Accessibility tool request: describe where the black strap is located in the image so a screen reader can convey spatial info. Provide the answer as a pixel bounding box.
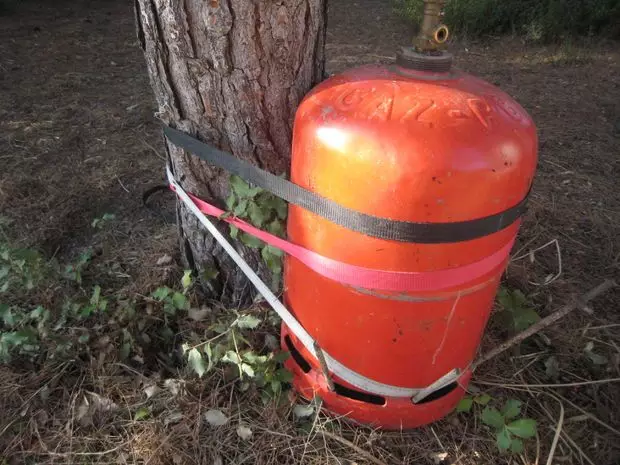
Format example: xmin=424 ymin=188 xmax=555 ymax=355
xmin=163 ymin=125 xmax=529 ymax=244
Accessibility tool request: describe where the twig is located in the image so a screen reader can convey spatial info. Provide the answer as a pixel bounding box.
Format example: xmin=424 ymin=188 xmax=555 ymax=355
xmin=545 ymin=393 xmax=564 ymax=465
xmin=321 ymin=430 xmax=399 ymax=465
xmin=473 ymin=279 xmax=616 ymax=371
xmin=476 ymin=377 xmax=620 ymax=389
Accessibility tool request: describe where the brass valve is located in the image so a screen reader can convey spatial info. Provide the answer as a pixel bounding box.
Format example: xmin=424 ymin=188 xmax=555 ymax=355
xmin=413 ymin=0 xmax=450 ymax=53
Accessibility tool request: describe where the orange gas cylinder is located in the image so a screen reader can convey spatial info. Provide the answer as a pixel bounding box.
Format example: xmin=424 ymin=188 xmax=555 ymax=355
xmin=281 ymin=52 xmax=537 ymax=428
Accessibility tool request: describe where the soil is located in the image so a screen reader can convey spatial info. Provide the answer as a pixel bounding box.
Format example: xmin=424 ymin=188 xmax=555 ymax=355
xmin=1 ymin=0 xmax=619 ymax=464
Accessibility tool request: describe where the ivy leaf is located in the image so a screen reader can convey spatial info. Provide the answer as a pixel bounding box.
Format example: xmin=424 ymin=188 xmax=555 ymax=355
xmin=506 ymin=419 xmax=537 ymax=438
xmin=172 ymin=292 xmax=189 ymax=310
xmin=236 ymin=314 xmax=261 ymax=329
xmin=502 ymin=399 xmax=522 ymax=420
xmin=474 ymin=393 xmax=492 ymax=405
xmin=496 ymin=427 xmax=512 ymax=452
xmin=456 ymin=397 xmax=473 ymax=413
xmin=481 ymin=407 xmax=505 ymax=429
xmin=188 ymin=348 xmax=206 ymax=378
xmin=510 ymin=438 xmax=524 ymax=453
xmin=239 ymin=232 xmax=262 ymax=249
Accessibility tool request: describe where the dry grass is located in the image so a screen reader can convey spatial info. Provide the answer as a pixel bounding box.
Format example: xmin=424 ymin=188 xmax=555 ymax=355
xmin=1 ymin=0 xmax=619 ymax=464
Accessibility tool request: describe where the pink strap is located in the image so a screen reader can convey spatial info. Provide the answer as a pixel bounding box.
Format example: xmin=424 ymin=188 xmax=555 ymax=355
xmin=170 ymin=185 xmax=514 ymax=292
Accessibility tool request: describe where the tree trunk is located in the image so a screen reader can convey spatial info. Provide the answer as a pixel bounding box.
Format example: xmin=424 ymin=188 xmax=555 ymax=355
xmin=134 ymin=0 xmax=327 ymax=304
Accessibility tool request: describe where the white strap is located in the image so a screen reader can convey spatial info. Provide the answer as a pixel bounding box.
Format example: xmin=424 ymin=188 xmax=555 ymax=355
xmin=167 ymin=166 xmax=462 ymax=400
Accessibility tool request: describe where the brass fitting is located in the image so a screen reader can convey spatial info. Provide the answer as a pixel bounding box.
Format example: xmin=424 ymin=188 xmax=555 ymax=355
xmin=413 ymin=0 xmax=450 ymax=53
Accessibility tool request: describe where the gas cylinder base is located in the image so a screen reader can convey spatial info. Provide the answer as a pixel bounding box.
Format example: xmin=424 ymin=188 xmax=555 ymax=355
xmin=281 ymin=325 xmax=471 ymax=430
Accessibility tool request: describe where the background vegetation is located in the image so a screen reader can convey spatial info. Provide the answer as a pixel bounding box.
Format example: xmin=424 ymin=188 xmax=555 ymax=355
xmin=395 ymin=0 xmax=620 ymax=41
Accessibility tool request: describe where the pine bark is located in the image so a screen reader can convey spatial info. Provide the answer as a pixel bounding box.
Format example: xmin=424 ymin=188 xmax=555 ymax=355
xmin=134 ymin=0 xmax=327 ymax=304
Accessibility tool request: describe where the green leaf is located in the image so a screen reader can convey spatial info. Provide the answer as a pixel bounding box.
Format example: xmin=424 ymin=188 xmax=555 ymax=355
xmin=230 ymin=175 xmax=252 ymax=197
xmin=513 ymin=307 xmax=540 ymax=331
xmin=481 ymin=407 xmax=505 ymax=429
xmin=134 ymin=407 xmax=150 ymax=421
xmin=1 ymin=331 xmax=29 ymax=347
xmin=229 ymin=225 xmax=239 ymax=239
xmin=474 ymin=393 xmax=492 ymax=405
xmin=222 ymin=350 xmax=242 ymax=365
xmin=273 ymin=198 xmax=288 ymax=220
xmin=272 ymin=351 xmax=290 ymax=363
xmin=181 ymin=270 xmax=193 ymax=290
xmin=90 ymin=285 xmax=101 ymax=306
xmin=0 ymin=265 xmax=9 ymax=280
xmin=172 ymin=292 xmax=189 ymax=310
xmin=241 ymin=363 xmax=255 ymax=377
xmin=247 ymin=202 xmax=267 ymax=226
xmin=78 ymin=334 xmax=90 ymax=344
xmin=456 ymin=397 xmax=473 ymax=413
xmin=510 ymin=438 xmax=524 ymax=454
xmin=188 ymin=348 xmax=207 ymax=378
xmin=274 ymin=368 xmax=293 ymax=383
xmin=239 ymin=232 xmax=263 ymax=248
xmin=202 ymin=267 xmax=219 ymax=281
xmin=225 ymin=193 xmax=236 ymax=211
xmin=506 ymin=419 xmax=537 ymax=438
xmin=266 ymin=219 xmax=285 ymax=238
xmin=502 ymin=399 xmax=522 ymax=420
xmin=236 ymin=314 xmax=262 ymax=330
xmin=151 ymin=287 xmax=171 ymax=301
xmin=242 ymin=351 xmax=268 ymax=364
xmin=262 ymin=246 xmax=282 ymax=274
xmin=1 ymin=304 xmax=15 ymax=327
xmin=204 ymin=343 xmax=214 ymax=372
xmin=233 ymin=199 xmax=249 ymax=217
xmin=496 ymin=427 xmax=512 ymax=452
xmin=120 ymin=342 xmax=131 ymax=360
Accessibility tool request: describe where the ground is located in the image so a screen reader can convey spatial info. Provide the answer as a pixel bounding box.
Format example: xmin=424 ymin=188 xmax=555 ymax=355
xmin=1 ymin=0 xmax=619 ymax=464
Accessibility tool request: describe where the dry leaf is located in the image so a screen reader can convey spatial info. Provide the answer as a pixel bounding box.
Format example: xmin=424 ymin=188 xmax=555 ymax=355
xmin=204 ymin=409 xmax=229 ymax=426
xmin=143 ymin=384 xmax=161 ymax=399
xmin=293 ymin=404 xmax=315 ymax=418
xmin=157 ymin=254 xmax=173 ymax=265
xmin=188 ymin=306 xmax=211 ymax=321
xmin=164 ymin=379 xmax=185 ymax=396
xmin=236 ymin=424 xmax=253 ymax=440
